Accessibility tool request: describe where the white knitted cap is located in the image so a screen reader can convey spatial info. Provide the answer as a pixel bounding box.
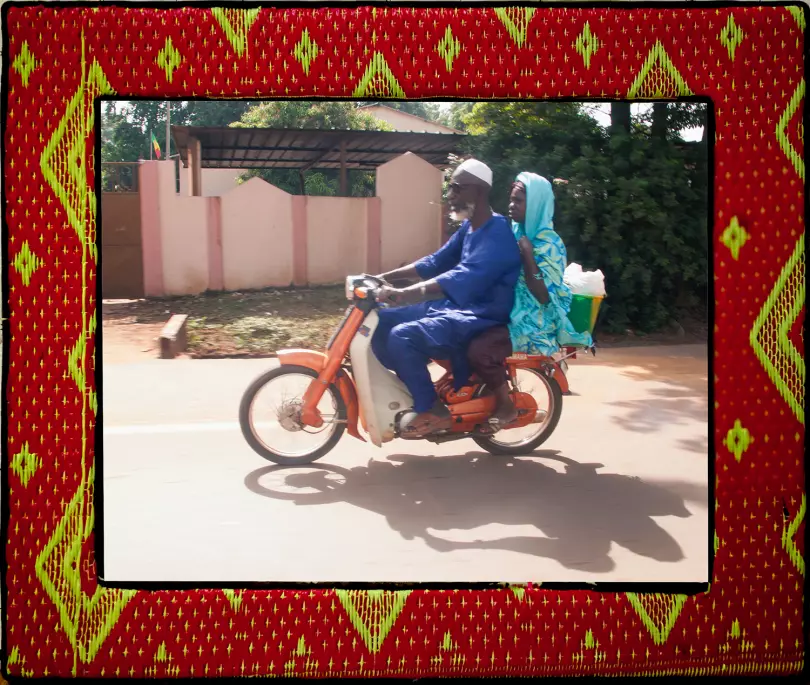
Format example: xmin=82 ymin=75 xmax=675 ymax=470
xmin=454 ymin=158 xmax=493 ymax=186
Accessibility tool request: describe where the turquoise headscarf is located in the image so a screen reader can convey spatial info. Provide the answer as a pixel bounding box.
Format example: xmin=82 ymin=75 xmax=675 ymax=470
xmin=513 ymin=171 xmax=555 ymax=245
xmin=507 ymin=172 xmax=593 ymax=355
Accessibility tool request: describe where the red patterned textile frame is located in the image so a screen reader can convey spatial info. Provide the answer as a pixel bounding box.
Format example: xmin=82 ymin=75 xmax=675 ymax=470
xmin=1 ymin=2 xmax=805 ymax=679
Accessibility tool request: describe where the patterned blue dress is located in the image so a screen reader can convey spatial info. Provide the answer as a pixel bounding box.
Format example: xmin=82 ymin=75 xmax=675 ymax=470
xmin=508 ymin=172 xmax=593 ymax=356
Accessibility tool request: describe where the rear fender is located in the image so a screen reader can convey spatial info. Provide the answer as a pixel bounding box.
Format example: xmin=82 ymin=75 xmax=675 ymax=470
xmin=277 ymin=349 xmax=364 ymax=442
xmin=508 ymin=356 xmax=570 ymax=395
xmin=548 ymin=362 xmax=570 ymax=395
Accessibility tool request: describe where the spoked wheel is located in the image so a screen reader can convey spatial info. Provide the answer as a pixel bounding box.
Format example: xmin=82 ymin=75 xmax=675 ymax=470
xmin=239 ymin=365 xmax=346 ymax=466
xmin=472 ymin=367 xmax=563 ymax=456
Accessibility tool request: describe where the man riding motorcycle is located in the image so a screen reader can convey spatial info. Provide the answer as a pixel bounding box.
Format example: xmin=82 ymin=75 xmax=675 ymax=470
xmin=372 ymin=159 xmax=522 ymax=438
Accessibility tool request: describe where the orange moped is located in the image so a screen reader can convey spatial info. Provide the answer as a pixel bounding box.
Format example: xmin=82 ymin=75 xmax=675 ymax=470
xmin=239 ymin=275 xmax=589 ymax=465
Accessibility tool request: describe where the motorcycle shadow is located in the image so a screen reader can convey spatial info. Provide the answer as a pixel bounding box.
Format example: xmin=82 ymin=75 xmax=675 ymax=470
xmin=244 ymin=452 xmax=702 ymax=574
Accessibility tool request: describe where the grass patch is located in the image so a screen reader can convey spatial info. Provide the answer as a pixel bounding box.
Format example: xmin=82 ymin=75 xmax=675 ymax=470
xmin=101 ymin=285 xmax=708 ymax=358
xmin=102 ymin=286 xmax=350 ymax=358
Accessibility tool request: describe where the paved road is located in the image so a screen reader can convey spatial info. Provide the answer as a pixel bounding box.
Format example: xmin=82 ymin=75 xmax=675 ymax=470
xmin=101 ymin=345 xmax=710 ymax=585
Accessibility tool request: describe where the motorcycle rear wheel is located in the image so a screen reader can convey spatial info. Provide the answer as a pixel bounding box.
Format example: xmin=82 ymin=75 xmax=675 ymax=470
xmin=239 ymin=365 xmax=347 ymax=466
xmin=473 ymin=367 xmax=563 ymax=456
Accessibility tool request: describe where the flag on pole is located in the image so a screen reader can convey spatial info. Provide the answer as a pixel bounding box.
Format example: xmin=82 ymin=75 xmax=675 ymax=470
xmin=150 ymin=131 xmax=162 ymax=159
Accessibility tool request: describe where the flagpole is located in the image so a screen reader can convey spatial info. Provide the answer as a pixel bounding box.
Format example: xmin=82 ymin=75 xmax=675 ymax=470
xmin=165 ymin=102 xmax=171 ymax=161
xmin=149 ymin=129 xmax=153 ymax=160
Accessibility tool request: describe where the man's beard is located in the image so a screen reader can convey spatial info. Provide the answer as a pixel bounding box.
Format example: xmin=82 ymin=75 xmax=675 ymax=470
xmin=449 ymin=203 xmax=476 ymax=222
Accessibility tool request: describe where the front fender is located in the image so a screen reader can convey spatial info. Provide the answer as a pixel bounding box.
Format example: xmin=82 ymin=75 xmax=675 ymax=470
xmin=277 ymin=349 xmax=327 ymax=372
xmin=277 ymin=349 xmax=364 ymax=442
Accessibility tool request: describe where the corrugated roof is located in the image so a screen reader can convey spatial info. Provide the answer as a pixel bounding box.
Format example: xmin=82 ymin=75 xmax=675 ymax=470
xmin=171 ymin=126 xmax=467 ymax=171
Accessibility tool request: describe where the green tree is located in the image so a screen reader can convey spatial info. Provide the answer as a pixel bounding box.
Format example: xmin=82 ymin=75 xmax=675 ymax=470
xmin=457 ymin=101 xmax=606 ymax=213
xmin=367 ymin=101 xmax=450 ymax=126
xmin=100 ymin=100 xmax=259 ymax=163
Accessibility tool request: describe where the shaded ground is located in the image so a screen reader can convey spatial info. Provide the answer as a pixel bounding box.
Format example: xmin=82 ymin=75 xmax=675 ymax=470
xmin=101 ymin=286 xmax=709 ymax=361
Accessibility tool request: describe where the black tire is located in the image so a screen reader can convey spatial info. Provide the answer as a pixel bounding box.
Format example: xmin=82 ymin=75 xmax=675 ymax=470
xmin=473 ymin=368 xmax=564 ymax=456
xmin=239 ymin=365 xmax=346 ymax=466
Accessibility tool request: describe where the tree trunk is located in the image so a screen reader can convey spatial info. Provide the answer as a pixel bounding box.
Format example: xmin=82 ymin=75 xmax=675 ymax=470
xmin=651 ymin=102 xmax=668 ymax=141
xmin=610 ymin=102 xmax=631 ymax=135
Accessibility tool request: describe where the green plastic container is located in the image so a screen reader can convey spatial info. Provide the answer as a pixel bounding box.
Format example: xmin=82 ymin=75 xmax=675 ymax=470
xmin=567 ymin=294 xmax=603 ymax=334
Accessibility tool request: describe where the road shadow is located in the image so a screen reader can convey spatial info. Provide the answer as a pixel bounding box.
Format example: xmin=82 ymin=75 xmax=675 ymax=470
xmin=570 ymin=347 xmax=710 ymax=438
xmin=245 ymin=452 xmax=706 ymax=575
xmin=610 ymin=385 xmax=709 ymax=434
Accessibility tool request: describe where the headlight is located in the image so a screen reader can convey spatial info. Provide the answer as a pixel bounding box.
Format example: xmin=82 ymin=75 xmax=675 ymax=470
xmin=345 ymin=276 xmax=356 ymax=301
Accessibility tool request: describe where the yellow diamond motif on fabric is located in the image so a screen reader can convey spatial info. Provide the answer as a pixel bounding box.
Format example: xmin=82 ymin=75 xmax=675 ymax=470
xmin=625 ymin=593 xmax=688 ymax=645
xmin=719 ymin=14 xmax=745 ymax=61
xmin=436 ymin=26 xmax=462 ymax=72
xmin=156 ymin=37 xmax=182 ymax=83
xmin=335 ymin=589 xmax=411 ymax=654
xmin=352 ymin=53 xmax=406 ymax=99
xmin=509 ymin=585 xmax=527 ymax=601
xmin=720 ymin=216 xmax=749 ymax=260
xmin=574 ymin=22 xmax=601 ymax=69
xmin=12 ymin=240 xmax=42 ymax=286
xmin=222 ymin=589 xmax=244 ymax=612
xmin=627 ymin=41 xmax=693 ymax=98
xmin=11 ymin=442 xmax=41 ymax=487
xmin=494 ymin=7 xmax=536 ymax=48
xmin=775 ymin=78 xmax=805 ymax=182
xmin=284 ymin=636 xmax=318 ymax=675
xmin=211 ymin=8 xmax=260 ymax=58
xmin=35 ymin=470 xmax=137 ymax=671
xmin=293 ymin=29 xmax=320 ymax=76
xmin=12 ymin=40 xmax=38 ymax=86
xmin=750 ymin=234 xmax=805 ymax=424
xmin=573 ymin=628 xmax=607 ymax=664
xmin=723 ymin=419 xmax=753 ymax=462
xmin=782 ymin=493 xmax=805 ymax=576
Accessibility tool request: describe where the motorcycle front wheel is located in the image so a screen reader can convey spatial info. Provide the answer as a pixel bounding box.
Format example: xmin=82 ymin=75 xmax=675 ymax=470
xmin=239 ymin=365 xmax=347 ymax=466
xmin=472 ymin=367 xmax=563 ymax=456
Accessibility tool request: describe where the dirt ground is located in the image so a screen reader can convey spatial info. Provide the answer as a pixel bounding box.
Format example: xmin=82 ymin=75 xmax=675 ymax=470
xmin=101 ymin=287 xmax=709 ymax=363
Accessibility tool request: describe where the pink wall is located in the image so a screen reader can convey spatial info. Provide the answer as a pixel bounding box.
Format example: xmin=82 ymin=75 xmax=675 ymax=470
xmin=137 ymin=154 xmax=445 ymax=297
xmin=376 ymin=152 xmax=444 ymax=272
xmin=220 ymin=177 xmax=294 ymax=290
xmin=140 ymin=161 xmax=210 ymax=296
xmin=306 ymin=197 xmax=368 ymax=284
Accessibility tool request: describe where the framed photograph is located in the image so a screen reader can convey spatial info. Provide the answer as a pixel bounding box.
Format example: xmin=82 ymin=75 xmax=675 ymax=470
xmin=1 ymin=1 xmax=805 ymax=678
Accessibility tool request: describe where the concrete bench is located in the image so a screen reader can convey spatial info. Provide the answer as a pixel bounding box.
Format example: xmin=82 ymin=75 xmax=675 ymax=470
xmin=159 ymin=314 xmax=189 ymax=359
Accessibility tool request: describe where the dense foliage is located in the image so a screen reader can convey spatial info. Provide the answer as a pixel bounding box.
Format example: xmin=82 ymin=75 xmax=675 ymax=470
xmin=454 ymin=101 xmax=709 ymax=333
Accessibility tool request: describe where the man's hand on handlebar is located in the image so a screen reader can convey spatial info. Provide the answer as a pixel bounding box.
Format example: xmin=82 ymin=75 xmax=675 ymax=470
xmin=375 ymin=285 xmax=402 ymax=305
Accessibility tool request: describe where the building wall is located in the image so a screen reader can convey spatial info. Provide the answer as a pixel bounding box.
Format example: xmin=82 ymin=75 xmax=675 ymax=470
xmin=363 ymin=105 xmax=460 ymax=134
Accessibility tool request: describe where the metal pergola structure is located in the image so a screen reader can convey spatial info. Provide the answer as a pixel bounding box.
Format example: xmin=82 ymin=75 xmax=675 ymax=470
xmin=171 ymin=125 xmax=467 ymax=195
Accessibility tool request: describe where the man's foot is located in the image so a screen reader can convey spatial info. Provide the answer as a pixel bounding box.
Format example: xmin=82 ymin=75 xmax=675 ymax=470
xmin=400 ymin=401 xmax=453 ymax=438
xmin=477 ymin=400 xmax=519 ymax=435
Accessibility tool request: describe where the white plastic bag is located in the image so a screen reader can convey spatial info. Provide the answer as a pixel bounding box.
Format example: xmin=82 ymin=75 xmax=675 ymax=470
xmin=565 ymin=262 xmax=606 ymax=298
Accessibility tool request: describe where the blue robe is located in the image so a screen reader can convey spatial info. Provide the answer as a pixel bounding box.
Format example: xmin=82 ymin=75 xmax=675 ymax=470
xmin=372 ymin=214 xmax=521 ymax=413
